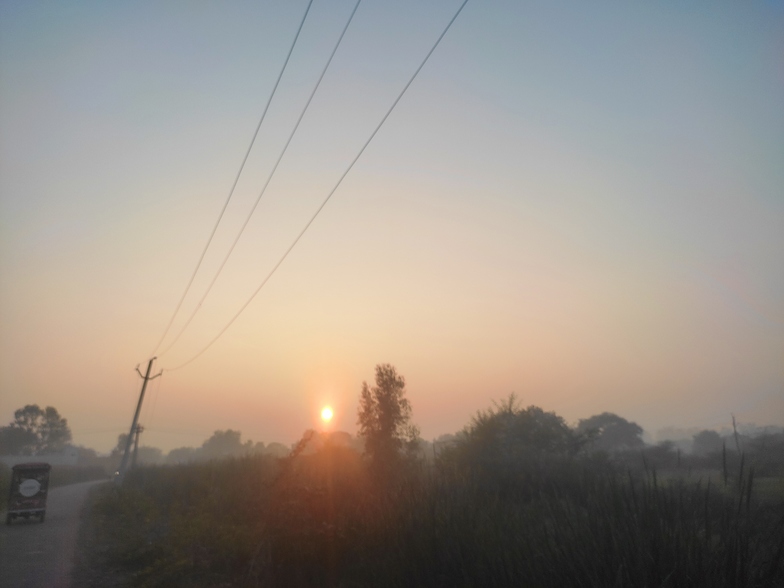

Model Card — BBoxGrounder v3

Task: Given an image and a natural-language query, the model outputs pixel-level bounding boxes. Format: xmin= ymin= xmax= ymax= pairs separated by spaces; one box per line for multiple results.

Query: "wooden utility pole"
xmin=131 ymin=424 xmax=145 ymax=469
xmin=116 ymin=357 xmax=161 ymax=485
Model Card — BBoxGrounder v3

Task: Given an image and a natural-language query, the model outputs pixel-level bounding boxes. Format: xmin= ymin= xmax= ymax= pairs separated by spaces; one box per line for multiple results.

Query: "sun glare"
xmin=321 ymin=406 xmax=333 ymax=423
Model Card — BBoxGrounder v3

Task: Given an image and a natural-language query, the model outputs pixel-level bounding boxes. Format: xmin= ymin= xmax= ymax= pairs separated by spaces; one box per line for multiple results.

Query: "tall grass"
xmin=74 ymin=448 xmax=784 ymax=587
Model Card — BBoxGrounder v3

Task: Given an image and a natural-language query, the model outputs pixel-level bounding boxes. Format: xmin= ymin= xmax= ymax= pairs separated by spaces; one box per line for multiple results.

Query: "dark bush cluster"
xmin=74 ymin=437 xmax=783 ymax=588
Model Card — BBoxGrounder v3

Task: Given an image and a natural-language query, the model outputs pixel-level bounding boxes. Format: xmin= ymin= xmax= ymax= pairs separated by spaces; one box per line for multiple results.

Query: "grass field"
xmin=72 ymin=446 xmax=784 ymax=588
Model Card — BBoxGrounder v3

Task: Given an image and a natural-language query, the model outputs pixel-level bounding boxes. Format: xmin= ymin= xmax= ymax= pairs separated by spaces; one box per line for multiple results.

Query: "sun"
xmin=321 ymin=406 xmax=333 ymax=423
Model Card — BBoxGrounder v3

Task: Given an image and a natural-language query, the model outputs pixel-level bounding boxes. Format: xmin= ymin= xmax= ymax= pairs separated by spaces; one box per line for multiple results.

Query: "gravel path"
xmin=0 ymin=480 xmax=105 ymax=588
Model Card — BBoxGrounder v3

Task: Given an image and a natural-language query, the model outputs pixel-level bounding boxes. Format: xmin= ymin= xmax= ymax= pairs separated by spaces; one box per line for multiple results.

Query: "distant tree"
xmin=0 ymin=426 xmax=38 ymax=455
xmin=264 ymin=442 xmax=290 ymax=458
xmin=357 ymin=364 xmax=420 ymax=474
xmin=453 ymin=395 xmax=580 ymax=467
xmin=325 ymin=431 xmax=353 ymax=447
xmin=135 ymin=446 xmax=163 ymax=465
xmin=0 ymin=405 xmax=72 ymax=455
xmin=75 ymin=445 xmax=100 ymax=465
xmin=300 ymin=431 xmax=356 ymax=455
xmin=577 ymin=412 xmax=644 ymax=451
xmin=643 ymin=440 xmax=679 ymax=469
xmin=110 ymin=433 xmax=130 ymax=459
xmin=692 ymin=430 xmax=723 ymax=456
xmin=201 ymin=429 xmax=252 ymax=459
xmin=166 ymin=446 xmax=199 ymax=464
xmin=109 ymin=433 xmax=163 ymax=467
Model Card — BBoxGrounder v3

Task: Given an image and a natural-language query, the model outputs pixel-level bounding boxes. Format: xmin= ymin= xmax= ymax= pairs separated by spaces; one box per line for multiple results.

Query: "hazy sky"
xmin=1 ymin=0 xmax=782 ymax=453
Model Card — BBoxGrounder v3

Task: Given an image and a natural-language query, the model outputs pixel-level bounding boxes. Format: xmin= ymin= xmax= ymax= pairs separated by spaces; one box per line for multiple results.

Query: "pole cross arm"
xmin=136 ymin=361 xmax=163 ymax=381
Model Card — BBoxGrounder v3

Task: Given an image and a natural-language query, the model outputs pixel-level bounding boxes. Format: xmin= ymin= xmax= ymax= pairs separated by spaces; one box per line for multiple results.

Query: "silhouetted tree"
xmin=453 ymin=395 xmax=580 ymax=467
xmin=264 ymin=442 xmax=290 ymax=458
xmin=357 ymin=364 xmax=419 ymax=475
xmin=438 ymin=396 xmax=593 ymax=500
xmin=110 ymin=433 xmax=163 ymax=465
xmin=577 ymin=412 xmax=644 ymax=451
xmin=644 ymin=440 xmax=678 ymax=469
xmin=166 ymin=446 xmax=199 ymax=464
xmin=0 ymin=404 xmax=72 ymax=455
xmin=0 ymin=426 xmax=38 ymax=455
xmin=134 ymin=446 xmax=164 ymax=465
xmin=201 ymin=429 xmax=252 ymax=459
xmin=692 ymin=430 xmax=723 ymax=456
xmin=110 ymin=433 xmax=129 ymax=458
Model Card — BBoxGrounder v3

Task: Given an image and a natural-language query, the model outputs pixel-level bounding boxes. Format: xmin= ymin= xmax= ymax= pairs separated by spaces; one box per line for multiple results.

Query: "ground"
xmin=0 ymin=480 xmax=103 ymax=588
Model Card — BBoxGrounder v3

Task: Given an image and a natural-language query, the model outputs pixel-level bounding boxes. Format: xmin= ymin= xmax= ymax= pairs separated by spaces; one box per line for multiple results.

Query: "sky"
xmin=1 ymin=0 xmax=782 ymax=454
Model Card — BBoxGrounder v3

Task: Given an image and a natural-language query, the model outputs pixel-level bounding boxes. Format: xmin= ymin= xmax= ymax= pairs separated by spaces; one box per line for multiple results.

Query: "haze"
xmin=1 ymin=0 xmax=782 ymax=454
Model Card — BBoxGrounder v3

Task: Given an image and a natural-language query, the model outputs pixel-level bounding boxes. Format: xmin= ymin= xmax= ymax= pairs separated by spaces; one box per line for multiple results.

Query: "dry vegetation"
xmin=72 ymin=442 xmax=783 ymax=587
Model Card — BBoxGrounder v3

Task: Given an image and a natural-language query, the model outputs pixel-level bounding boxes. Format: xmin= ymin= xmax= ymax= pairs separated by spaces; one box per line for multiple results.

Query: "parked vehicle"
xmin=5 ymin=463 xmax=51 ymax=524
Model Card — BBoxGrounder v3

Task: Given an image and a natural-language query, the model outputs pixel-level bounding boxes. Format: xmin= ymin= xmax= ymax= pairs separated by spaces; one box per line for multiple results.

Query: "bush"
xmin=73 ymin=442 xmax=784 ymax=588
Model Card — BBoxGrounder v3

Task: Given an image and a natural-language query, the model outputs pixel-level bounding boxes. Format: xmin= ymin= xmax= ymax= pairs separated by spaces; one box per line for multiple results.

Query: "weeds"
xmin=73 ymin=449 xmax=784 ymax=587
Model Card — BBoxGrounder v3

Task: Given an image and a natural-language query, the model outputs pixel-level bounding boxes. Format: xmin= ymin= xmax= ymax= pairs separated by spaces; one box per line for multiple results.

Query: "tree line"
xmin=71 ymin=363 xmax=784 ymax=588
xmin=2 ymin=366 xmax=782 ymax=475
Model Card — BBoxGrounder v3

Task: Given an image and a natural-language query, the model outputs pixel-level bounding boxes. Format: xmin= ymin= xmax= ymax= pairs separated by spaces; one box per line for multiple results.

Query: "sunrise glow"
xmin=321 ymin=406 xmax=333 ymax=423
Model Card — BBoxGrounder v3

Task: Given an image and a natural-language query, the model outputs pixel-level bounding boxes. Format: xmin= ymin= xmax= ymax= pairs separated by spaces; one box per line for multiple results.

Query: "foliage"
xmin=162 ymin=430 xmax=268 ymax=464
xmin=264 ymin=442 xmax=290 ymax=458
xmin=745 ymin=430 xmax=784 ymax=476
xmin=109 ymin=433 xmax=164 ymax=468
xmin=643 ymin=440 xmax=679 ymax=470
xmin=0 ymin=426 xmax=38 ymax=455
xmin=73 ymin=445 xmax=784 ymax=588
xmin=71 ymin=390 xmax=784 ymax=587
xmin=693 ymin=429 xmax=724 ymax=456
xmin=577 ymin=411 xmax=644 ymax=451
xmin=356 ymin=364 xmax=420 ymax=475
xmin=443 ymin=394 xmax=584 ymax=481
xmin=165 ymin=446 xmax=199 ymax=464
xmin=200 ymin=429 xmax=259 ymax=459
xmin=0 ymin=404 xmax=72 ymax=455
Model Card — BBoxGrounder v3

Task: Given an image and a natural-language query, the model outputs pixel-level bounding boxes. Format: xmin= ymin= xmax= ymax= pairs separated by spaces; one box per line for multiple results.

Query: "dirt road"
xmin=0 ymin=480 xmax=105 ymax=588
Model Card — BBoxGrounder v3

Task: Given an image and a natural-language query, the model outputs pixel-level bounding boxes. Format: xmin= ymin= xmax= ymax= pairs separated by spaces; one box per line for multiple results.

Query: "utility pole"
xmin=131 ymin=424 xmax=145 ymax=469
xmin=116 ymin=357 xmax=161 ymax=485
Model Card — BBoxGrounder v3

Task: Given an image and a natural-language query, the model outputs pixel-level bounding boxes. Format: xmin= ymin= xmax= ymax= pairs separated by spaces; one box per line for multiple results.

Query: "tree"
xmin=109 ymin=433 xmax=163 ymax=466
xmin=110 ymin=433 xmax=130 ymax=458
xmin=0 ymin=405 xmax=71 ymax=455
xmin=264 ymin=442 xmax=290 ymax=458
xmin=201 ymin=429 xmax=253 ymax=459
xmin=0 ymin=426 xmax=38 ymax=455
xmin=357 ymin=364 xmax=419 ymax=473
xmin=577 ymin=412 xmax=644 ymax=452
xmin=692 ymin=430 xmax=723 ymax=456
xmin=453 ymin=395 xmax=580 ymax=467
xmin=134 ymin=446 xmax=163 ymax=465
xmin=166 ymin=446 xmax=199 ymax=464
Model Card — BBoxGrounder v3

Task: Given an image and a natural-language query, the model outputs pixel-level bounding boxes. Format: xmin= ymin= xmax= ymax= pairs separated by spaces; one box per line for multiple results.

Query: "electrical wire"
xmin=159 ymin=0 xmax=363 ymax=358
xmin=146 ymin=370 xmax=164 ymax=427
xmin=165 ymin=0 xmax=470 ymax=372
xmin=148 ymin=0 xmax=315 ymax=358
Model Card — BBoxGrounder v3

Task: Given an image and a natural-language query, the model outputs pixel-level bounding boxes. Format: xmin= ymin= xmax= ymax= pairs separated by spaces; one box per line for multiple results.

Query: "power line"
xmin=165 ymin=0 xmax=470 ymax=372
xmin=159 ymin=0 xmax=363 ymax=358
xmin=146 ymin=369 xmax=164 ymax=426
xmin=148 ymin=0 xmax=315 ymax=358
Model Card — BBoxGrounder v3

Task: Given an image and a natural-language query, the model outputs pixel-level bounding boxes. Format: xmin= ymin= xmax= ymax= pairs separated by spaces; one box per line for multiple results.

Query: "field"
xmin=72 ymin=446 xmax=784 ymax=588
